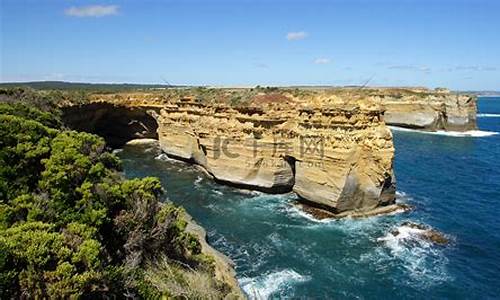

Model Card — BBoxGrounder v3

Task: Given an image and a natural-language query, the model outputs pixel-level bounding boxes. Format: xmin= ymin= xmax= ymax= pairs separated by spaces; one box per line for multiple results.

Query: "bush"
xmin=0 ymin=103 xmax=221 ymax=298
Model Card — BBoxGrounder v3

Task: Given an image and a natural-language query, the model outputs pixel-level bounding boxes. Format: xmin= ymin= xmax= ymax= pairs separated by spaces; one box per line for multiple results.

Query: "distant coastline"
xmin=1 ymin=81 xmax=500 ymax=96
xmin=458 ymin=91 xmax=500 ymax=97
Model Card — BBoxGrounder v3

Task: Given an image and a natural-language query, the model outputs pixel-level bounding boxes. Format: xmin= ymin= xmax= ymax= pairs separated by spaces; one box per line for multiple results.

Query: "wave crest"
xmin=478 ymin=113 xmax=500 ymax=118
xmin=239 ymin=269 xmax=310 ymax=299
xmin=154 ymin=153 xmax=172 ymax=161
xmin=389 ymin=126 xmax=498 ymax=137
xmin=373 ymin=223 xmax=451 ymax=288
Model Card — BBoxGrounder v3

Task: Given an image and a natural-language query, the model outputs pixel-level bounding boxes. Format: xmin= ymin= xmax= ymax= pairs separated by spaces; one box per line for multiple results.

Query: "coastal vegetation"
xmin=0 ymin=91 xmax=234 ymax=298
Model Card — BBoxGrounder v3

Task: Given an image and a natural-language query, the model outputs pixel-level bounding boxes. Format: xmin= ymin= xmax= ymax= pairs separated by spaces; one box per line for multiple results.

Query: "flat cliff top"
xmin=88 ymin=86 xmax=471 ymax=110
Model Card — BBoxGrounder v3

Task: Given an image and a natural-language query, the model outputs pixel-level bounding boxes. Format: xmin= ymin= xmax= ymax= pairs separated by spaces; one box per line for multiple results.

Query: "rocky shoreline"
xmin=183 ymin=212 xmax=245 ymax=299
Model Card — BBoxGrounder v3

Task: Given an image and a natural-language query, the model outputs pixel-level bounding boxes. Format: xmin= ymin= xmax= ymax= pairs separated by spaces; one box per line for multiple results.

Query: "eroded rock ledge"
xmin=374 ymin=87 xmax=477 ymax=131
xmin=63 ymin=91 xmax=397 ymax=216
xmin=157 ymin=101 xmax=395 ymax=214
xmin=295 ymin=87 xmax=477 ymax=131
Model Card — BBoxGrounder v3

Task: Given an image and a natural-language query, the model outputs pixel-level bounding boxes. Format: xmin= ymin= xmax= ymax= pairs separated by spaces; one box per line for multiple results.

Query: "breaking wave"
xmin=287 ymin=190 xmax=412 ymax=224
xmin=236 ymin=189 xmax=264 ymax=196
xmin=478 ymin=113 xmax=500 ymax=118
xmin=154 ymin=153 xmax=172 ymax=161
xmin=213 ymin=190 xmax=224 ymax=196
xmin=286 ymin=205 xmax=334 ymax=223
xmin=372 ymin=223 xmax=451 ymax=288
xmin=389 ymin=126 xmax=498 ymax=137
xmin=239 ymin=269 xmax=311 ymax=299
xmin=112 ymin=148 xmax=123 ymax=154
xmin=194 ymin=175 xmax=203 ymax=185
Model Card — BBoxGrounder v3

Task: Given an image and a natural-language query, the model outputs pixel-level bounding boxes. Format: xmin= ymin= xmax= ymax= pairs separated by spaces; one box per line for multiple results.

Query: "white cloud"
xmin=254 ymin=63 xmax=269 ymax=69
xmin=314 ymin=58 xmax=331 ymax=64
xmin=388 ymin=65 xmax=431 ymax=73
xmin=454 ymin=65 xmax=497 ymax=71
xmin=65 ymin=5 xmax=119 ymax=17
xmin=286 ymin=31 xmax=308 ymax=41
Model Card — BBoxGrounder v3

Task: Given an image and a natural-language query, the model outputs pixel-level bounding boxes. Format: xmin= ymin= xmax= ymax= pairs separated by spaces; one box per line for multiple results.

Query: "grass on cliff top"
xmin=0 ymin=85 xmax=461 ymax=112
xmin=144 ymin=256 xmax=233 ymax=299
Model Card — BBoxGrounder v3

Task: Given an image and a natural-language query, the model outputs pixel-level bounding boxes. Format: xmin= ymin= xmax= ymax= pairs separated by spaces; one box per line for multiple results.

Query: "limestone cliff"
xmin=70 ymin=91 xmax=397 ymax=216
xmin=274 ymin=87 xmax=477 ymax=131
xmin=374 ymin=88 xmax=477 ymax=131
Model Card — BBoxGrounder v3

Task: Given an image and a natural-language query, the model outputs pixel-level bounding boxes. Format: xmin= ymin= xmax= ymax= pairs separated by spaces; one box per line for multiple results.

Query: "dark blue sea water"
xmin=117 ymin=97 xmax=500 ymax=299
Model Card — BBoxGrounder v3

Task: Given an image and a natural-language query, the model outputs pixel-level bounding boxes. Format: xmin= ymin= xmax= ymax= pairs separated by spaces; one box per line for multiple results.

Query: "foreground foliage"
xmin=0 ymin=101 xmax=229 ymax=298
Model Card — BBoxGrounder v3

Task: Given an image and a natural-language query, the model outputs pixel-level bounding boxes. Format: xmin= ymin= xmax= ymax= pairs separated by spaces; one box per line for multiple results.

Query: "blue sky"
xmin=1 ymin=0 xmax=499 ymax=90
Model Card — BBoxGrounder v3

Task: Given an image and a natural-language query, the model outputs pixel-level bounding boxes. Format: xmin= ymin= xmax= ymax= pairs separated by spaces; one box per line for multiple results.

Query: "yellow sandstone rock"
xmin=116 ymin=91 xmax=397 ymax=215
xmin=64 ymin=86 xmax=474 ymax=215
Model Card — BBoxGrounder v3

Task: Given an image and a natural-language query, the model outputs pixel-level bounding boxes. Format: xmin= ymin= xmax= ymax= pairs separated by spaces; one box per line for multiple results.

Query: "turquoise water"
xmin=117 ymin=97 xmax=500 ymax=299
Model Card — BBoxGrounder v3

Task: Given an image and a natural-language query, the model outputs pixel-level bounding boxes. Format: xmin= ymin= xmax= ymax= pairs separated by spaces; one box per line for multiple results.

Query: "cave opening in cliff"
xmin=284 ymin=155 xmax=297 ymax=178
xmin=62 ymin=103 xmax=159 ymax=148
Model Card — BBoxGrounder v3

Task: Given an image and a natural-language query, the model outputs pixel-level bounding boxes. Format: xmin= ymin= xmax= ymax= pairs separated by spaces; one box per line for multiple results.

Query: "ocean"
xmin=117 ymin=97 xmax=500 ymax=299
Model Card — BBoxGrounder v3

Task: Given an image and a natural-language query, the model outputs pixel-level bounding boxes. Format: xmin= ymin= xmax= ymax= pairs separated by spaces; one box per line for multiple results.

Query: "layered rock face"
xmin=127 ymin=94 xmax=396 ymax=215
xmin=66 ymin=90 xmax=399 ymax=215
xmin=374 ymin=88 xmax=477 ymax=131
xmin=61 ymin=86 xmax=476 ymax=215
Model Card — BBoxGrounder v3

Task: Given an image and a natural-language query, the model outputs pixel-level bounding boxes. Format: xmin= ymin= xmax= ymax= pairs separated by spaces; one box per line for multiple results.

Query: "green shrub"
xmin=0 ymin=103 xmax=224 ymax=298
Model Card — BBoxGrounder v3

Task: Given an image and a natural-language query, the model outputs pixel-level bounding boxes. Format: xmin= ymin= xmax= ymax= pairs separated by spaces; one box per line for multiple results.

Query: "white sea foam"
xmin=237 ymin=189 xmax=264 ymax=196
xmin=395 ymin=190 xmax=413 ymax=204
xmin=237 ymin=193 xmax=294 ymax=213
xmin=377 ymin=224 xmax=427 ymax=246
xmin=239 ymin=269 xmax=310 ymax=299
xmin=213 ymin=190 xmax=224 ymax=196
xmin=335 ymin=216 xmax=382 ymax=234
xmin=267 ymin=232 xmax=284 ymax=247
xmin=396 ymin=190 xmax=406 ymax=197
xmin=125 ymin=138 xmax=158 ymax=145
xmin=112 ymin=148 xmax=123 ymax=154
xmin=389 ymin=126 xmax=498 ymax=137
xmin=286 ymin=205 xmax=334 ymax=223
xmin=143 ymin=146 xmax=157 ymax=153
xmin=374 ymin=223 xmax=451 ymax=287
xmin=478 ymin=113 xmax=500 ymax=118
xmin=194 ymin=175 xmax=203 ymax=185
xmin=244 ymin=192 xmax=292 ymax=200
xmin=286 ymin=205 xmax=390 ymax=245
xmin=287 ymin=200 xmax=409 ymax=227
xmin=154 ymin=153 xmax=171 ymax=161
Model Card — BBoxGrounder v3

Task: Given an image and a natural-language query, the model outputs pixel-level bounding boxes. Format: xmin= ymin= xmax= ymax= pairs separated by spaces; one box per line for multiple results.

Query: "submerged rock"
xmin=293 ymin=200 xmax=412 ymax=220
xmin=390 ymin=222 xmax=449 ymax=245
